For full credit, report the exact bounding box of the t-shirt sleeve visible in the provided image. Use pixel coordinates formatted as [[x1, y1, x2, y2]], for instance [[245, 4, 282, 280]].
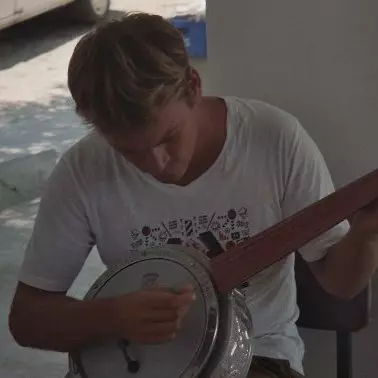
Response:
[[281, 119, 349, 262], [18, 155, 95, 292]]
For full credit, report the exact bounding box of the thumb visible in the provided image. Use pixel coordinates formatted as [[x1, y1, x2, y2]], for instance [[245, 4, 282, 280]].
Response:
[[171, 283, 195, 294]]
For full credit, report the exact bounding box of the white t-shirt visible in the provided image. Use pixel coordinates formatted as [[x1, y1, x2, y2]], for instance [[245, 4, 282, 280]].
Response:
[[19, 97, 349, 374]]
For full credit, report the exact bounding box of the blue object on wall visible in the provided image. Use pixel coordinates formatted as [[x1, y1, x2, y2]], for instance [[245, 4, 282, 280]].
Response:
[[169, 16, 207, 58]]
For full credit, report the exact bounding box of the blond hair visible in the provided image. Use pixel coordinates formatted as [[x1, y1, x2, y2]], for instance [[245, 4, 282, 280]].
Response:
[[67, 13, 191, 134]]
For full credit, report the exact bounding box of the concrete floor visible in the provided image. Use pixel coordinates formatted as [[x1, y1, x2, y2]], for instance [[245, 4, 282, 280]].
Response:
[[0, 1, 377, 377]]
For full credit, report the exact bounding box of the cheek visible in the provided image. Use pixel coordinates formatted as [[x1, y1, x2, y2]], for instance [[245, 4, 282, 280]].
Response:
[[165, 143, 183, 163], [180, 123, 197, 151], [168, 135, 193, 162]]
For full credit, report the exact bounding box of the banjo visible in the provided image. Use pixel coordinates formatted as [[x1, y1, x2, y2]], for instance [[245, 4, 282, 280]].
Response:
[[67, 168, 378, 378]]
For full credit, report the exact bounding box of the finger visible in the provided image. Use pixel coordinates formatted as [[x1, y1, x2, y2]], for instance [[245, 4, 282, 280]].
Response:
[[148, 291, 181, 309], [144, 320, 180, 338], [146, 302, 192, 328], [177, 303, 191, 318], [150, 284, 194, 297], [171, 291, 196, 309], [144, 309, 179, 323], [173, 283, 195, 294], [148, 290, 195, 310]]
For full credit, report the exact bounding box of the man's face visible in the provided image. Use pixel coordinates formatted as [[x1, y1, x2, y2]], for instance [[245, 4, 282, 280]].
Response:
[[106, 98, 199, 184]]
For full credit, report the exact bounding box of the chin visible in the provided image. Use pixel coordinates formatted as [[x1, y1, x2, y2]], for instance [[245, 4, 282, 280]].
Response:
[[154, 169, 186, 184], [156, 174, 182, 184]]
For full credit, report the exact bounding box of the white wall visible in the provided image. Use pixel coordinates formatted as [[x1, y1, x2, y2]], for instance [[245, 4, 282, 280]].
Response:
[[206, 0, 378, 188], [206, 1, 378, 377]]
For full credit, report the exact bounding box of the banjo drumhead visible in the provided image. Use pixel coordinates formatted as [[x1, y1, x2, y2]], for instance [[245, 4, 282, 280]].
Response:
[[70, 247, 220, 378]]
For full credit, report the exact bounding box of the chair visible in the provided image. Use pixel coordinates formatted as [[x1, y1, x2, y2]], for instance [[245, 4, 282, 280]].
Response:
[[295, 253, 372, 378]]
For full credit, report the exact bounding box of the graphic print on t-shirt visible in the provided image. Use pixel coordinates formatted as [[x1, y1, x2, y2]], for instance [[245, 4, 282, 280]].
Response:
[[129, 207, 250, 254]]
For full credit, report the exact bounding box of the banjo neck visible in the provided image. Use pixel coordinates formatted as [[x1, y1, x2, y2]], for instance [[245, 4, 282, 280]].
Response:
[[210, 168, 378, 294]]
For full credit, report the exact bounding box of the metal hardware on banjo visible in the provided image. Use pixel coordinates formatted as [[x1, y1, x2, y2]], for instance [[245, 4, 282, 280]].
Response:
[[68, 169, 378, 378], [68, 246, 253, 378]]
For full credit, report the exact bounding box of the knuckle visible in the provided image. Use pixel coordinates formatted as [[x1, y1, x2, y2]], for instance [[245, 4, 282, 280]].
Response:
[[168, 296, 178, 307]]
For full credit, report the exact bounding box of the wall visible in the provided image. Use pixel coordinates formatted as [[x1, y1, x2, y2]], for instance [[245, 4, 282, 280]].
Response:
[[206, 0, 378, 188], [206, 1, 378, 377]]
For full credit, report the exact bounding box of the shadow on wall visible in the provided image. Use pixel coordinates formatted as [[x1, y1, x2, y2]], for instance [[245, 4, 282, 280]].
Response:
[[0, 93, 88, 163], [0, 9, 127, 71]]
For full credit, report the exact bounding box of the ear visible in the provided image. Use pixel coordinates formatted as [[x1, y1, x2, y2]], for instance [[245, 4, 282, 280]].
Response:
[[188, 67, 202, 105]]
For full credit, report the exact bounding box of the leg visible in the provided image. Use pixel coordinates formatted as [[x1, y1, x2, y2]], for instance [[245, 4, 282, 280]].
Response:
[[248, 357, 304, 378], [249, 372, 275, 378], [249, 370, 276, 378], [336, 331, 352, 378]]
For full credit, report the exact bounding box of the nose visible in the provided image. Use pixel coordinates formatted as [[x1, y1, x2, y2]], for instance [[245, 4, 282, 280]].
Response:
[[147, 145, 169, 173]]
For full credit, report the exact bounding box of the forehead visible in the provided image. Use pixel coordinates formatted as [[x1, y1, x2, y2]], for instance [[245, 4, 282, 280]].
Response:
[[108, 99, 191, 152]]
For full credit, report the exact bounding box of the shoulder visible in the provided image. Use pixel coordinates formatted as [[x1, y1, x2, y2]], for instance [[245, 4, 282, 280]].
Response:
[[58, 131, 116, 182], [43, 131, 117, 202], [61, 131, 112, 170], [226, 96, 301, 138], [225, 96, 307, 153]]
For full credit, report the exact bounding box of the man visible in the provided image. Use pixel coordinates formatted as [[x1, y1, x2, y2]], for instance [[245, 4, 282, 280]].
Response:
[[8, 13, 378, 378]]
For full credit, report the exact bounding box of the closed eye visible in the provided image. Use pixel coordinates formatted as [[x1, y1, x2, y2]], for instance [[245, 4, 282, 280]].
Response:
[[117, 126, 180, 156]]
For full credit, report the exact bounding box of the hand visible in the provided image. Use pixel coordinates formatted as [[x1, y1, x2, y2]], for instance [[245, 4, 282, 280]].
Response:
[[111, 284, 196, 344], [349, 199, 378, 243]]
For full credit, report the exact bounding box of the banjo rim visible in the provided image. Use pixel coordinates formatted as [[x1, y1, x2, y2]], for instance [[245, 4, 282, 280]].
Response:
[[68, 246, 223, 377]]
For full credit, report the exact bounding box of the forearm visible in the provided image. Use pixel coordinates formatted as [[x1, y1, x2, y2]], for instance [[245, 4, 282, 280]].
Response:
[[316, 231, 378, 298], [9, 293, 118, 353]]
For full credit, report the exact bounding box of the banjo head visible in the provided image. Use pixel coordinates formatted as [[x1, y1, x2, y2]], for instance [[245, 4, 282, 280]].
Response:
[[69, 246, 220, 378]]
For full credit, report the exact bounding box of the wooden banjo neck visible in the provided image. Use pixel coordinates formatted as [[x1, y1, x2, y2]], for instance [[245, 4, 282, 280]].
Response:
[[210, 168, 378, 294]]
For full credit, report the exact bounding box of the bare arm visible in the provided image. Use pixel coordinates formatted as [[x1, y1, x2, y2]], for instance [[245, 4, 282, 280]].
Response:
[[277, 119, 378, 299], [8, 282, 119, 352], [7, 157, 117, 352], [308, 216, 378, 300], [9, 282, 196, 353]]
